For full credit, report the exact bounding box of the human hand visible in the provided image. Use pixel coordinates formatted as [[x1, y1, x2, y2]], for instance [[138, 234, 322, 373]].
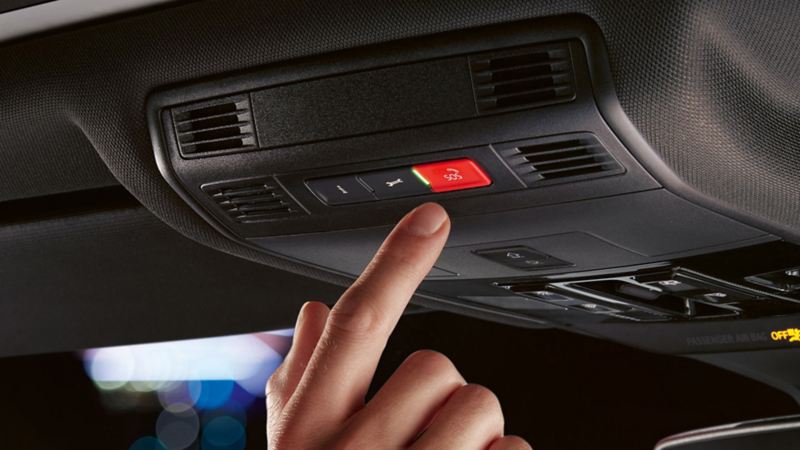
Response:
[[266, 203, 531, 450]]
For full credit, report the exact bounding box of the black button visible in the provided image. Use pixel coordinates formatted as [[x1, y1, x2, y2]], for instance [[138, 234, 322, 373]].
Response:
[[358, 167, 430, 200], [307, 176, 375, 205], [474, 246, 571, 270]]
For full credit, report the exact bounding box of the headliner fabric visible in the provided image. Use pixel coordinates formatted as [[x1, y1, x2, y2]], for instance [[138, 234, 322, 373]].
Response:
[[0, 0, 799, 279], [0, 205, 344, 356]]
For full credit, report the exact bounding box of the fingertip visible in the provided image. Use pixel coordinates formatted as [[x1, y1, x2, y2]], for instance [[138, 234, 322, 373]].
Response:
[[301, 300, 331, 314], [399, 202, 450, 237], [296, 300, 329, 322], [489, 435, 533, 450]]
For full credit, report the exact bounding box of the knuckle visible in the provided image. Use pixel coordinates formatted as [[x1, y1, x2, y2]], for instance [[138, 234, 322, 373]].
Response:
[[265, 369, 285, 396], [403, 349, 459, 379], [327, 299, 387, 341], [457, 384, 503, 417]]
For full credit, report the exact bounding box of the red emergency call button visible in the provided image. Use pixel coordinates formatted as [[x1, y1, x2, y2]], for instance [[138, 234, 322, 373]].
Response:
[[412, 159, 492, 193]]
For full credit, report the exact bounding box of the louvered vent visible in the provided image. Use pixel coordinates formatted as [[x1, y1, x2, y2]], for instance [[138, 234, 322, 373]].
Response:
[[172, 95, 257, 156], [202, 178, 305, 224], [469, 43, 575, 113], [498, 134, 623, 185]]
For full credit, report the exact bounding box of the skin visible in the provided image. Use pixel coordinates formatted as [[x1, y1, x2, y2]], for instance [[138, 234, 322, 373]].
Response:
[[266, 203, 532, 450]]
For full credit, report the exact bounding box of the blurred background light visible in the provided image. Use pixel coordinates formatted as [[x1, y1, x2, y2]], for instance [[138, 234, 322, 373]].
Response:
[[201, 405, 247, 428], [158, 383, 196, 412], [81, 328, 293, 449], [188, 380, 235, 410], [156, 408, 200, 450], [83, 332, 290, 384], [129, 436, 168, 450], [201, 416, 246, 450]]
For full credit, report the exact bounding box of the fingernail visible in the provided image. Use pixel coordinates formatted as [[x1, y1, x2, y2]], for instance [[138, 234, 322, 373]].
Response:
[[402, 203, 448, 236]]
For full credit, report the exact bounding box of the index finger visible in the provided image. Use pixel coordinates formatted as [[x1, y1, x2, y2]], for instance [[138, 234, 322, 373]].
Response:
[[290, 203, 450, 422]]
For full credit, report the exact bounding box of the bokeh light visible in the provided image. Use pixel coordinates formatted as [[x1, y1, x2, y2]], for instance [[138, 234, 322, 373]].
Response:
[[156, 408, 200, 450], [158, 383, 196, 412], [129, 436, 168, 450], [201, 416, 246, 450], [188, 380, 235, 410], [201, 404, 247, 428], [81, 329, 293, 450], [84, 333, 287, 383]]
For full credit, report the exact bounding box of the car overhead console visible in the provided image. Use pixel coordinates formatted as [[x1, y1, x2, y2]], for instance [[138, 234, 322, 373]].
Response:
[[148, 15, 800, 365]]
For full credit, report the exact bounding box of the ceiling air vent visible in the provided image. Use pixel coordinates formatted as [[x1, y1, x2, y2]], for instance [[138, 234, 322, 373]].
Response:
[[171, 95, 257, 156], [497, 133, 623, 185], [202, 178, 305, 224], [469, 42, 575, 114]]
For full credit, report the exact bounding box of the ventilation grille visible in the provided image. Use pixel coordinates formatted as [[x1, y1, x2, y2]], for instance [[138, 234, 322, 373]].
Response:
[[202, 178, 305, 224], [172, 95, 257, 156], [498, 134, 622, 185], [470, 43, 575, 113]]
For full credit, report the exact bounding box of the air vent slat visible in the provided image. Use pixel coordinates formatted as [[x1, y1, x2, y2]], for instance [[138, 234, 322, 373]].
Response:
[[479, 84, 572, 101], [181, 133, 255, 146], [224, 195, 280, 206], [217, 185, 273, 197], [518, 143, 601, 157], [496, 133, 623, 185], [236, 203, 289, 213], [484, 61, 570, 82], [479, 86, 573, 110], [537, 161, 613, 175], [531, 154, 606, 168], [473, 60, 569, 83], [172, 95, 258, 156], [470, 43, 575, 114], [175, 109, 250, 125], [486, 51, 556, 69], [182, 138, 255, 153], [203, 177, 305, 224], [178, 121, 252, 137], [174, 102, 239, 121], [180, 128, 254, 144], [478, 73, 572, 96]]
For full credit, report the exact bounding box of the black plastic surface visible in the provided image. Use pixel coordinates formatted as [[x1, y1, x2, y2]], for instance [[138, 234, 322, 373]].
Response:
[[250, 57, 476, 148], [150, 30, 658, 239], [254, 190, 770, 281]]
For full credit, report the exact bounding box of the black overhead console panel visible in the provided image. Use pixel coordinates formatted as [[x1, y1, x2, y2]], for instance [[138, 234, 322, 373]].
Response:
[[148, 15, 800, 365]]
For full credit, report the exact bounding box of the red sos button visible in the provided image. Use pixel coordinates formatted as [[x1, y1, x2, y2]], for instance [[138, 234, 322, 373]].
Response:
[[411, 159, 492, 193]]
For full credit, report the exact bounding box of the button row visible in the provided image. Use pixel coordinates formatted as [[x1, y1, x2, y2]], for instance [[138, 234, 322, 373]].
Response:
[[307, 158, 492, 205]]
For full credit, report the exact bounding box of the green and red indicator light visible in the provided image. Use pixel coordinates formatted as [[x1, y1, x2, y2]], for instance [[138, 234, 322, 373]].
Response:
[[411, 158, 492, 193], [411, 167, 431, 186]]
